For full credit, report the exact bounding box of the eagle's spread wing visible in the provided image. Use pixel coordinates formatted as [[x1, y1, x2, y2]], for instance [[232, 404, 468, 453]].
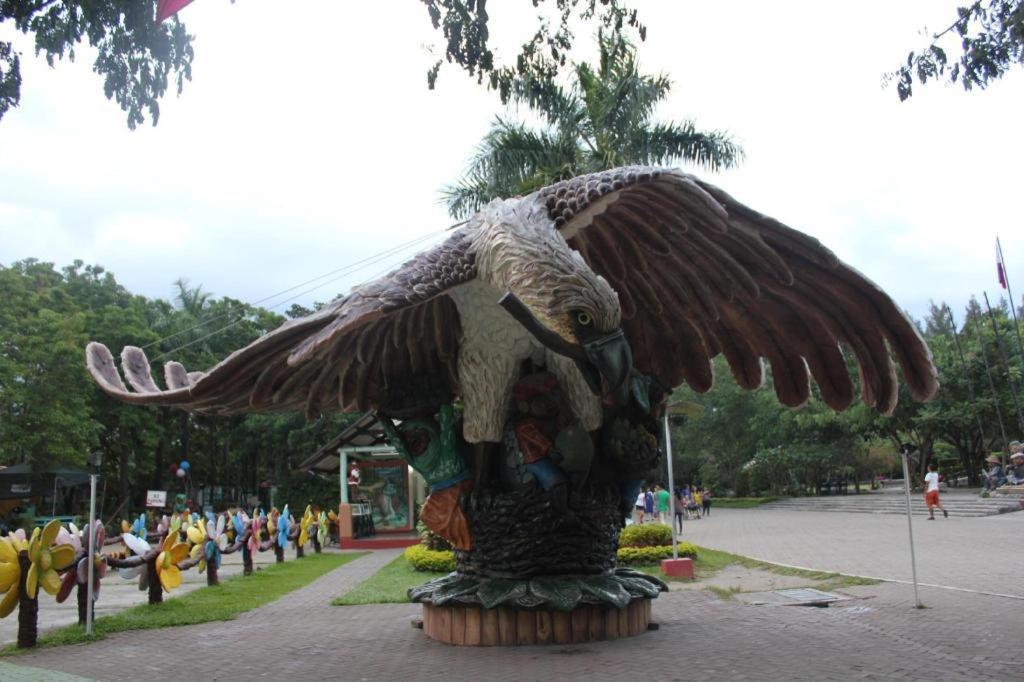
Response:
[[86, 231, 475, 418], [534, 166, 937, 413]]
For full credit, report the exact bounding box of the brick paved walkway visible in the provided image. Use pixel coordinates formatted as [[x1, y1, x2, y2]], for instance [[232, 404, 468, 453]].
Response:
[[7, 545, 1023, 680], [675, 508, 1024, 597], [6, 508, 1024, 680], [9, 580, 1023, 680]]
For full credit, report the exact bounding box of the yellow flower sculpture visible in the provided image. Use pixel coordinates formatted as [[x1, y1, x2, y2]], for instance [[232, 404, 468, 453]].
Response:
[[155, 533, 190, 592], [186, 517, 210, 573], [0, 521, 76, 617], [298, 506, 313, 547]]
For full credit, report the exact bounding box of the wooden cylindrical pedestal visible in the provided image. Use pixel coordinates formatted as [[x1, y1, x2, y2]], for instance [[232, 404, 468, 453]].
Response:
[[421, 598, 652, 646]]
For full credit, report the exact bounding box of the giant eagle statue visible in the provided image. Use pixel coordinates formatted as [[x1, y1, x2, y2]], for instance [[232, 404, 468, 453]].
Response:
[[86, 165, 937, 436], [85, 166, 937, 638]]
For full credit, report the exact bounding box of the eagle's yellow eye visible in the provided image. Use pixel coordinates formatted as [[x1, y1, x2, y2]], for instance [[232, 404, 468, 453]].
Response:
[[576, 312, 592, 326]]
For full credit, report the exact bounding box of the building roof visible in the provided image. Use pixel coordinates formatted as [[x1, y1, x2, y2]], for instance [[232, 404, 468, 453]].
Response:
[[297, 413, 395, 474]]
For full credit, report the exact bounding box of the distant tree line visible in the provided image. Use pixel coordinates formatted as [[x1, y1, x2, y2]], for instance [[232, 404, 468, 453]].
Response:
[[0, 259, 354, 518], [667, 298, 1024, 496]]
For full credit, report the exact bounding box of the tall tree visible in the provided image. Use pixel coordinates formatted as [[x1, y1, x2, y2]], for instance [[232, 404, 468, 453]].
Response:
[[890, 1, 1024, 100], [0, 1, 194, 126], [421, 0, 645, 101], [2, 0, 644, 128], [443, 33, 743, 218]]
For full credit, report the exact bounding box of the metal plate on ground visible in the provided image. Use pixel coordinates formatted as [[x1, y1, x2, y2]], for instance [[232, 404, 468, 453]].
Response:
[[734, 588, 850, 606]]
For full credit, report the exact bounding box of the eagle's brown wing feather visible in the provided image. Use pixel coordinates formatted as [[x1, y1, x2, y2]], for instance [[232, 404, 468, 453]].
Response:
[[85, 232, 475, 418], [541, 166, 937, 414]]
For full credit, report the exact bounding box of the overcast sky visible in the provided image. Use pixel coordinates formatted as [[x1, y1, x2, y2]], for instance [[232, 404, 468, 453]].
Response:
[[1, 1, 1022, 332]]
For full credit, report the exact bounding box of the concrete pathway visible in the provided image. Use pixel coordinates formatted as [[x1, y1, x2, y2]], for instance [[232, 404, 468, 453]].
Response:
[[676, 507, 1024, 597], [8, 563, 1022, 681], [5, 507, 1024, 680]]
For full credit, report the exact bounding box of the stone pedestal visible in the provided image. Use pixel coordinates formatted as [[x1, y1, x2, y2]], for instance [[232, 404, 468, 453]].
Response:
[[422, 598, 652, 646]]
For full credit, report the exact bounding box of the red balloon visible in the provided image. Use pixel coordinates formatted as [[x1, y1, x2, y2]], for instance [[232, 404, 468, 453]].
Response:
[[168, 464, 179, 475]]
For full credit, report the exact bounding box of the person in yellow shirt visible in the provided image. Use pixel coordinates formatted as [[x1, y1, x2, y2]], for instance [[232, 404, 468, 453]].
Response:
[[692, 489, 703, 519]]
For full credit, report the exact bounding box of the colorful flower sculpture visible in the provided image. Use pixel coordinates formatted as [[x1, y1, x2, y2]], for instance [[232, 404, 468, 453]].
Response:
[[316, 510, 329, 552], [277, 506, 291, 550], [120, 514, 147, 540], [266, 508, 285, 563], [0, 530, 30, 618], [155, 533, 190, 592], [299, 506, 313, 548], [120, 532, 153, 585], [56, 521, 106, 625], [248, 510, 263, 555], [189, 515, 227, 584], [0, 521, 78, 647], [119, 514, 181, 604]]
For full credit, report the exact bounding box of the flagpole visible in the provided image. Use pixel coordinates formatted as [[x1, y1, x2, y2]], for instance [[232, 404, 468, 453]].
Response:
[[970, 300, 1011, 457], [996, 237, 1024, 370], [982, 292, 1024, 434], [944, 305, 989, 470]]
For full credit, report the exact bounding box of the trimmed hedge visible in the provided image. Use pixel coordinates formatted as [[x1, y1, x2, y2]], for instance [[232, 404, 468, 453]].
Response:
[[404, 544, 456, 573], [617, 542, 698, 566], [618, 523, 673, 548]]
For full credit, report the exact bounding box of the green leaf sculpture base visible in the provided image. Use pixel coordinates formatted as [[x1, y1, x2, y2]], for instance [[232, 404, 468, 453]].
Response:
[[409, 568, 666, 611]]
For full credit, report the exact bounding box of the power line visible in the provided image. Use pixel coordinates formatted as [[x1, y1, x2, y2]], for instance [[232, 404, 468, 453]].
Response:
[[148, 229, 447, 362], [142, 228, 444, 351]]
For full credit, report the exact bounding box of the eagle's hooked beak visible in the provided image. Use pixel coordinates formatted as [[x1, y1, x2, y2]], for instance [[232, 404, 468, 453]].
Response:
[[581, 328, 633, 406], [498, 292, 634, 405]]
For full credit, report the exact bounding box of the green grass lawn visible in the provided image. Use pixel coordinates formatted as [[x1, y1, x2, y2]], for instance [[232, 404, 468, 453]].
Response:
[[3, 551, 366, 655], [636, 545, 879, 590], [333, 553, 447, 606], [331, 543, 880, 609]]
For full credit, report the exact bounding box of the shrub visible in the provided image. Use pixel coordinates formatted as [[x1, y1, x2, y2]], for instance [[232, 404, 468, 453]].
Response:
[[618, 523, 673, 548], [416, 519, 452, 551], [404, 544, 455, 572], [616, 542, 698, 565]]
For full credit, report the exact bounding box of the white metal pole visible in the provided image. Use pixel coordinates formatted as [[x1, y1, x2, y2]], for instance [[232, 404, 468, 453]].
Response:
[[663, 413, 678, 559], [900, 451, 922, 608], [86, 473, 97, 635], [340, 451, 349, 504]]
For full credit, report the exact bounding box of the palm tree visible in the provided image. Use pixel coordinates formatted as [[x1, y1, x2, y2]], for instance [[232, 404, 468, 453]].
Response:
[[443, 33, 744, 219]]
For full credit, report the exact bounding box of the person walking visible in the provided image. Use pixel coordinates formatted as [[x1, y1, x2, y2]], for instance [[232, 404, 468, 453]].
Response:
[[655, 485, 671, 525], [643, 487, 655, 523], [633, 490, 646, 525], [923, 463, 948, 520], [673, 488, 685, 534], [701, 487, 712, 516], [691, 487, 703, 519]]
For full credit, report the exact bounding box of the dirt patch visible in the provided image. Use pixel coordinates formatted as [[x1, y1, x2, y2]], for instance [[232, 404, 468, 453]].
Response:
[[667, 564, 832, 593]]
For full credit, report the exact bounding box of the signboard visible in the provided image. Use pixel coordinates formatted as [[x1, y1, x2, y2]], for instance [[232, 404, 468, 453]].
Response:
[[145, 490, 167, 508], [10, 483, 31, 494]]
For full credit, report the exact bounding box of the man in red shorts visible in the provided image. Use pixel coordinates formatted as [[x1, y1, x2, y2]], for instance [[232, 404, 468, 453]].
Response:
[[923, 463, 947, 520]]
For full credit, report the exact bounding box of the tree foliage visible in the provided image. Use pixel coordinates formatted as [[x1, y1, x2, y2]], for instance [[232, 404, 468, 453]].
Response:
[[0, 1, 195, 127], [2, 0, 646, 129], [891, 1, 1024, 100], [421, 0, 645, 101], [668, 298, 1024, 494], [443, 33, 743, 218], [0, 259, 350, 519]]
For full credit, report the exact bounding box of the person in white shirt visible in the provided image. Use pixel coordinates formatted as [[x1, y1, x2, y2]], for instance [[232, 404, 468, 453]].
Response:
[[633, 491, 646, 525], [923, 463, 947, 520]]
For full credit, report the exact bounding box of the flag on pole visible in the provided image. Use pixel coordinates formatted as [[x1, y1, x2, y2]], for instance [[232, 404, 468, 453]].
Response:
[[157, 0, 195, 23], [997, 238, 1008, 290]]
